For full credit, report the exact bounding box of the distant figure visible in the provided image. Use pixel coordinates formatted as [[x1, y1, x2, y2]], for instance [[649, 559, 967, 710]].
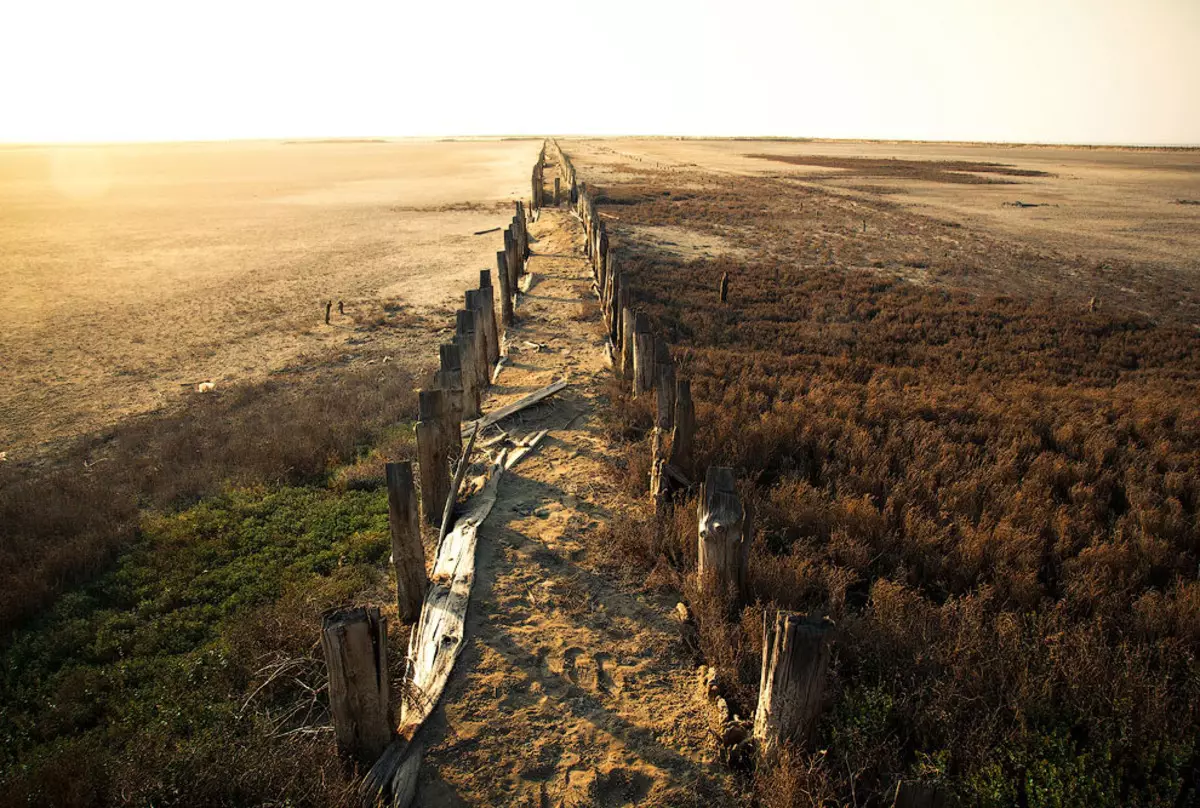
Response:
[[325, 301, 332, 324], [338, 300, 344, 315], [719, 272, 729, 303]]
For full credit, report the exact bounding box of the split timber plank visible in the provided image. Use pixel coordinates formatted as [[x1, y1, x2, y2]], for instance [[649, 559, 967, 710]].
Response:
[[461, 380, 568, 436]]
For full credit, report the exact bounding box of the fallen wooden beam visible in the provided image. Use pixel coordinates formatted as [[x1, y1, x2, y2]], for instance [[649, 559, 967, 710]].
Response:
[[505, 429, 548, 469], [473, 226, 501, 236], [462, 380, 568, 436]]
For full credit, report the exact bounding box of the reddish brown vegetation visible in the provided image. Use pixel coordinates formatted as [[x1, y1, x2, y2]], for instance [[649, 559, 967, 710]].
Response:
[[586, 157, 1200, 805], [747, 153, 1052, 184]]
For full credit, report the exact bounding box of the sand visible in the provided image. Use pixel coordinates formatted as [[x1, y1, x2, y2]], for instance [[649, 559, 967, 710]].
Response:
[[0, 138, 540, 459]]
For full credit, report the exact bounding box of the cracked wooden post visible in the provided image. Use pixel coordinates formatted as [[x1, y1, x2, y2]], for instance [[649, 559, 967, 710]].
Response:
[[655, 338, 675, 431], [478, 269, 500, 366], [415, 388, 451, 526], [386, 462, 426, 622], [466, 288, 495, 375], [633, 313, 655, 395], [620, 302, 635, 379], [439, 342, 476, 422], [496, 250, 513, 328], [453, 332, 480, 425], [697, 467, 749, 601], [321, 606, 392, 764], [554, 176, 561, 206], [668, 379, 695, 477], [504, 228, 519, 291], [753, 611, 832, 758], [456, 308, 487, 395]]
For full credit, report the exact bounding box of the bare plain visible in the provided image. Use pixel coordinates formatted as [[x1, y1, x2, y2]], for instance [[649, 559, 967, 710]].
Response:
[[0, 138, 539, 459]]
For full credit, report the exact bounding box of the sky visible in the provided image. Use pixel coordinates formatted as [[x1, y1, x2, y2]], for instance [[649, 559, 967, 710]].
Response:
[[1, 0, 1197, 145]]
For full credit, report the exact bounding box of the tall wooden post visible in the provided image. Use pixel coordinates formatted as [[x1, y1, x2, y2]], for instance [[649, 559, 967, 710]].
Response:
[[321, 607, 392, 763], [620, 303, 635, 379], [697, 467, 749, 601], [654, 338, 675, 431], [453, 334, 479, 424], [668, 379, 695, 477], [633, 313, 655, 395], [415, 389, 451, 527], [439, 342, 476, 421], [720, 271, 729, 303], [496, 250, 513, 328], [386, 462, 426, 622], [466, 289, 495, 376], [325, 301, 332, 324], [462, 297, 489, 391], [456, 309, 486, 395], [554, 177, 561, 206], [478, 269, 500, 365], [753, 611, 831, 757]]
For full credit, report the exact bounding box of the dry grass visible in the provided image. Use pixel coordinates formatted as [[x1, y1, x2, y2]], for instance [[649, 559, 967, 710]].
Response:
[[0, 360, 423, 635], [579, 151, 1200, 805]]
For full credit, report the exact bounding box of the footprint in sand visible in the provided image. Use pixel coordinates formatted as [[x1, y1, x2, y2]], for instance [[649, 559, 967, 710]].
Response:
[[561, 647, 584, 684]]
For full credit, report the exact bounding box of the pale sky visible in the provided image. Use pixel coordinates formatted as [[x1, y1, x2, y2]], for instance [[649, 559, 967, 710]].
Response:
[[1, 0, 1197, 145]]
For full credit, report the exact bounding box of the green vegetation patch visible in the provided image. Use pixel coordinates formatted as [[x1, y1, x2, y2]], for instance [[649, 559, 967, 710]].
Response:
[[1, 484, 389, 805]]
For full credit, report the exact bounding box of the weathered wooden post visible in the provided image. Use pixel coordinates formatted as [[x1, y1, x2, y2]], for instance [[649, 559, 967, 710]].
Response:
[[655, 338, 675, 431], [325, 300, 332, 324], [386, 462, 426, 622], [338, 300, 344, 315], [697, 467, 750, 600], [496, 250, 513, 328], [415, 389, 451, 526], [894, 782, 950, 808], [620, 303, 635, 379], [453, 333, 479, 424], [554, 177, 561, 206], [504, 228, 519, 291], [456, 308, 487, 394], [633, 313, 655, 395], [753, 611, 832, 758], [668, 379, 695, 476], [720, 271, 729, 303], [478, 269, 500, 365], [321, 606, 392, 763], [466, 289, 495, 375], [439, 342, 475, 422]]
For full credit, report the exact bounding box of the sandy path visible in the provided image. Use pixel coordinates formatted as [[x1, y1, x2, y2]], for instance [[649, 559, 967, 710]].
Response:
[[414, 209, 735, 806]]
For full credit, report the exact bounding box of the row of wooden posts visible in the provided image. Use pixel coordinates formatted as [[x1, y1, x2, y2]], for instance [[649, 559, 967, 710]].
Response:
[[557, 141, 843, 766], [318, 150, 542, 773]]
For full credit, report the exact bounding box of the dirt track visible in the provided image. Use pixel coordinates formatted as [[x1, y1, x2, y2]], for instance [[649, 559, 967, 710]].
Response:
[[414, 209, 735, 806]]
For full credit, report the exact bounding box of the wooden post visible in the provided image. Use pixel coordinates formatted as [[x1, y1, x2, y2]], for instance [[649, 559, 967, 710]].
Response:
[[753, 611, 832, 758], [668, 379, 695, 477], [633, 313, 655, 395], [321, 606, 392, 763], [456, 309, 486, 395], [720, 271, 729, 303], [478, 269, 500, 365], [386, 462, 426, 622], [463, 295, 489, 391], [453, 334, 479, 423], [620, 304, 635, 379], [655, 339, 675, 431], [415, 389, 451, 527], [554, 177, 561, 206], [894, 782, 950, 808], [338, 300, 344, 315], [466, 289, 495, 374], [496, 250, 513, 328], [697, 467, 749, 600], [439, 342, 476, 421], [504, 228, 518, 291], [325, 301, 332, 324]]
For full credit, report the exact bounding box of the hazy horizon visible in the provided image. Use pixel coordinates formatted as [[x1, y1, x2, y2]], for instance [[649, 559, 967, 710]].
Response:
[[3, 0, 1198, 146]]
